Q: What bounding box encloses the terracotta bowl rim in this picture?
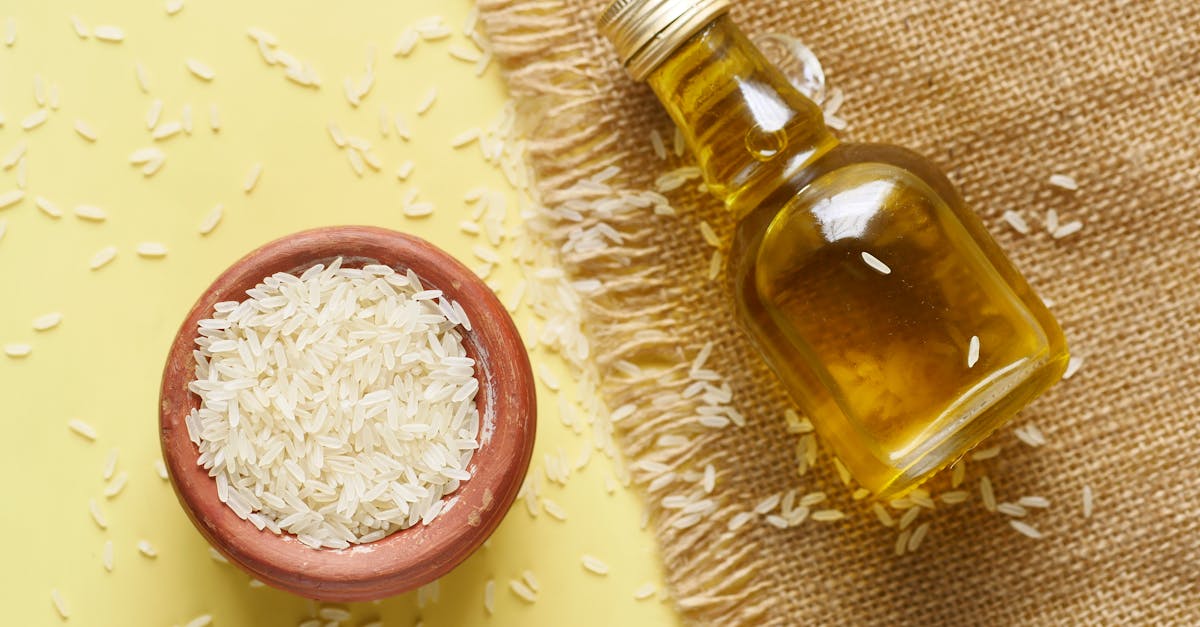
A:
[158,225,536,601]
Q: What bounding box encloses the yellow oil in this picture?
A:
[646,16,1068,497]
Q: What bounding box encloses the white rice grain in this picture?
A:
[581,554,609,575]
[93,25,125,42]
[1018,495,1050,509]
[1014,423,1046,447]
[1010,520,1043,539]
[74,119,98,141]
[243,162,262,193]
[699,221,720,247]
[997,502,1027,517]
[102,540,114,572]
[129,147,163,165]
[21,109,48,130]
[509,579,537,602]
[104,471,128,498]
[155,459,169,480]
[449,45,482,63]
[51,589,69,619]
[940,490,969,505]
[980,476,996,511]
[416,87,437,115]
[727,511,755,531]
[90,246,118,270]
[1053,221,1083,239]
[135,62,150,93]
[75,204,107,222]
[152,120,183,140]
[103,448,119,479]
[34,196,62,218]
[2,142,26,169]
[70,15,89,39]
[209,104,220,132]
[69,419,98,440]
[907,521,930,551]
[649,129,667,160]
[0,189,25,209]
[31,312,62,332]
[198,204,223,235]
[146,98,164,129]
[89,498,108,529]
[451,128,480,148]
[522,570,540,593]
[166,0,185,15]
[186,58,215,81]
[137,539,157,557]
[1045,208,1059,234]
[861,251,891,274]
[484,579,495,614]
[393,29,419,57]
[894,529,911,556]
[4,343,32,358]
[136,242,169,257]
[707,250,722,280]
[1048,173,1078,191]
[1063,356,1084,380]
[967,335,980,368]
[542,497,567,521]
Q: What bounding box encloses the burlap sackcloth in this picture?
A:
[477,0,1200,624]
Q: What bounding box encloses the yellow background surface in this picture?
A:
[0,1,678,625]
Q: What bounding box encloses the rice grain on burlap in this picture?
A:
[479,0,1200,624]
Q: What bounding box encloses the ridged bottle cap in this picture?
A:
[597,0,732,80]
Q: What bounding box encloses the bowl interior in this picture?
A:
[159,226,536,601]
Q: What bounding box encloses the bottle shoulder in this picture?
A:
[730,143,962,252]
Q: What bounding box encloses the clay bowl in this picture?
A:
[159,226,536,601]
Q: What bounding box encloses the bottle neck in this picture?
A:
[645,16,837,218]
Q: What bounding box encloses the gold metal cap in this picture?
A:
[598,0,732,81]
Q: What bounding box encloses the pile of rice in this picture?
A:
[186,258,480,549]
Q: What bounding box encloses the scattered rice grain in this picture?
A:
[1001,210,1029,234]
[861,251,891,274]
[581,554,609,575]
[89,498,108,529]
[509,579,537,602]
[103,448,119,479]
[980,476,996,512]
[243,162,262,193]
[102,540,114,572]
[90,246,118,270]
[199,204,223,235]
[68,419,97,440]
[104,471,128,498]
[1009,519,1043,539]
[1048,173,1078,191]
[21,109,48,130]
[1063,356,1083,380]
[51,589,69,619]
[136,242,168,257]
[93,25,125,42]
[137,540,157,557]
[186,58,215,81]
[74,119,98,141]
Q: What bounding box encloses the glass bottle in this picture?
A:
[599,0,1069,497]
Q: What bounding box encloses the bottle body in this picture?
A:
[646,17,1068,496]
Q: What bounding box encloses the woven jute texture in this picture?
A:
[479,0,1200,624]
